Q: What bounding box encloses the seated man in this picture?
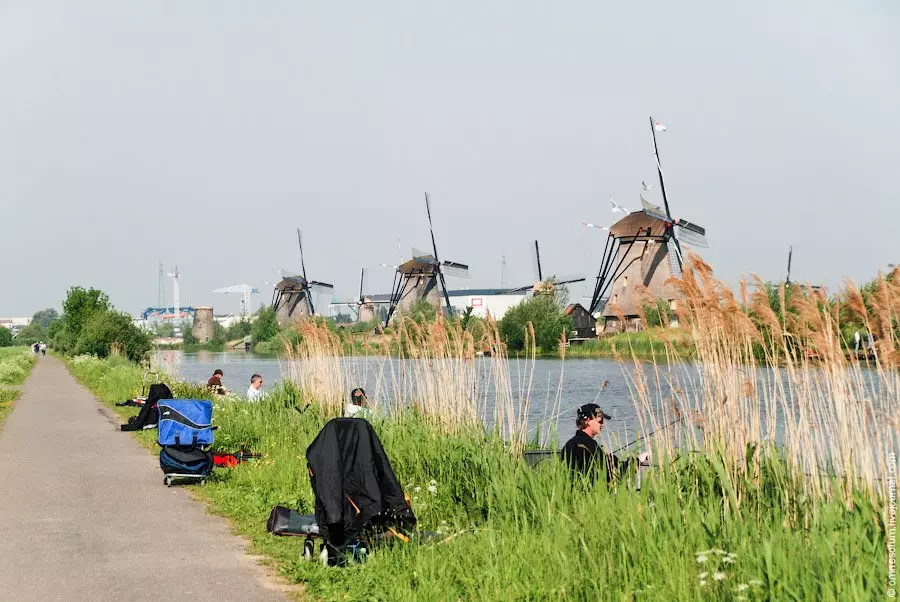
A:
[207,369,229,395]
[561,404,648,481]
[344,387,371,419]
[247,373,266,402]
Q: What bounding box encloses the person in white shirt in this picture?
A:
[345,387,371,418]
[247,374,266,402]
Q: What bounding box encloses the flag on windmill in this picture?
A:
[653,120,667,132]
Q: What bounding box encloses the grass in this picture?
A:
[0,347,38,429]
[565,328,696,360]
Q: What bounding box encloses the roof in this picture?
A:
[563,303,590,317]
[609,211,668,239]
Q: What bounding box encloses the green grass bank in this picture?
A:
[0,347,38,428]
[67,354,888,601]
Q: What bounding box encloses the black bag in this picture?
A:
[159,447,213,476]
[121,383,172,431]
[266,506,319,536]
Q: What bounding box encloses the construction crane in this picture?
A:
[212,284,261,317]
[166,266,180,319]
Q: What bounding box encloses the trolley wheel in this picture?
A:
[302,539,314,562]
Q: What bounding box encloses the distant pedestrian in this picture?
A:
[32,342,39,355]
[247,374,266,402]
[39,342,47,356]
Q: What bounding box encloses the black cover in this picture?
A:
[121,383,172,431]
[159,447,213,476]
[306,418,415,548]
[266,506,320,536]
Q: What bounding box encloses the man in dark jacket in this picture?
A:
[561,404,648,481]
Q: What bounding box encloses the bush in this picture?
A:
[74,310,152,363]
[499,296,572,352]
[641,299,675,328]
[0,327,12,347]
[226,319,252,340]
[408,299,437,324]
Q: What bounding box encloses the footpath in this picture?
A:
[0,356,289,602]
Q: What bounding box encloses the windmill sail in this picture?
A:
[666,239,683,278]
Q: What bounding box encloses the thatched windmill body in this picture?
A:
[384,194,469,325]
[272,229,334,325]
[587,117,709,332]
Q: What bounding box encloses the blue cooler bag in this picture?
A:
[157,399,214,448]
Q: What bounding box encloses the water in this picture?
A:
[152,350,895,459]
[152,350,679,448]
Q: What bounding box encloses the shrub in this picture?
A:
[499,295,572,352]
[74,310,152,363]
[251,305,279,344]
[0,327,12,347]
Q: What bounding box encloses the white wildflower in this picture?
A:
[414,486,421,493]
[699,572,708,579]
[429,479,437,486]
[749,579,764,587]
[713,572,726,581]
[699,580,707,586]
[696,554,708,564]
[735,584,749,592]
[427,485,437,495]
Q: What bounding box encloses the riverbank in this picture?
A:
[67,352,888,601]
[0,347,37,428]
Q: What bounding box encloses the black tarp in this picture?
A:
[306,418,415,549]
[121,383,172,431]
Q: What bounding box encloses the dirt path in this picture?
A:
[0,356,290,601]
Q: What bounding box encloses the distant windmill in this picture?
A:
[587,116,710,332]
[166,266,181,319]
[384,193,470,325]
[333,268,388,322]
[505,240,585,297]
[212,284,261,317]
[272,229,334,325]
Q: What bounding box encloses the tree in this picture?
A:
[74,310,152,362]
[14,321,47,346]
[408,299,437,324]
[499,295,573,352]
[0,327,12,347]
[31,308,59,330]
[61,287,110,340]
[251,305,279,344]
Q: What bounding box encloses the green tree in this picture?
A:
[61,287,111,340]
[251,305,279,344]
[74,310,152,362]
[225,319,252,340]
[14,321,47,346]
[31,308,59,330]
[408,299,437,324]
[499,295,572,352]
[0,326,13,347]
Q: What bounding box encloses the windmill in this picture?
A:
[272,229,334,325]
[333,268,388,322]
[505,240,585,297]
[212,284,261,317]
[585,116,709,333]
[384,193,470,325]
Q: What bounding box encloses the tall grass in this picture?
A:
[0,347,36,386]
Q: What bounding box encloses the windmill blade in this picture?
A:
[674,224,709,248]
[666,238,683,277]
[786,246,793,284]
[582,222,609,231]
[532,240,543,282]
[411,247,435,262]
[296,228,309,282]
[307,281,335,294]
[358,268,366,300]
[378,263,399,269]
[641,195,671,223]
[440,260,470,279]
[555,276,586,286]
[424,192,453,313]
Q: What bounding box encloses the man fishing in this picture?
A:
[561,404,649,481]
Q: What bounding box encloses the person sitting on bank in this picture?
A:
[561,404,648,481]
[247,373,266,402]
[345,387,371,418]
[207,369,229,395]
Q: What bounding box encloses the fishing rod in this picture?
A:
[526,380,610,436]
[612,394,726,455]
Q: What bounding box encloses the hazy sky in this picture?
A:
[2,1,898,317]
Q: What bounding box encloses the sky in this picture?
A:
[2,0,898,317]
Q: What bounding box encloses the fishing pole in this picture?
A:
[612,394,726,455]
[527,379,610,436]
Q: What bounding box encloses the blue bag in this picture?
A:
[159,447,213,476]
[157,399,214,447]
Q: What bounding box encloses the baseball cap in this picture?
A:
[577,403,611,422]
